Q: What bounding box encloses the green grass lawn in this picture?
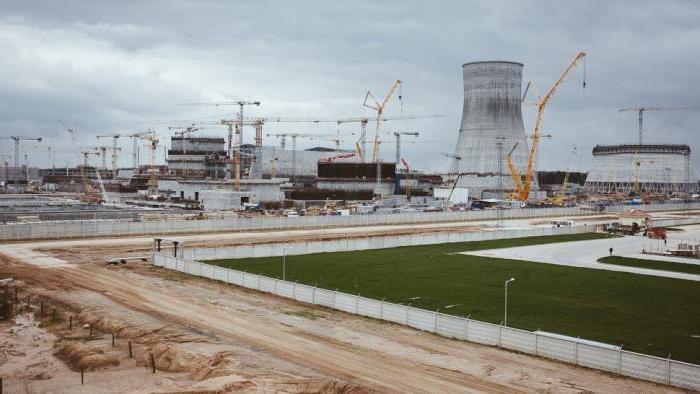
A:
[206,232,700,363]
[598,255,700,275]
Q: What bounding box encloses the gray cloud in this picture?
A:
[0,0,698,172]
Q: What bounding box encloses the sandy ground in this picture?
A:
[0,217,692,393]
[464,224,700,281]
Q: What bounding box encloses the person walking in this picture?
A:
[609,247,613,256]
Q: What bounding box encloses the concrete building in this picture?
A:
[1,166,41,184]
[585,144,696,194]
[257,146,354,178]
[316,162,396,198]
[199,190,252,211]
[167,136,228,178]
[158,178,288,203]
[450,61,532,198]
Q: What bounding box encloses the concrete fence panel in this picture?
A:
[151,251,700,391]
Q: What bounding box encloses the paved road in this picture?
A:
[463,224,700,281]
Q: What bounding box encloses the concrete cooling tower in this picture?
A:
[451,61,532,198]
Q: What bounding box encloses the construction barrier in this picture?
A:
[182,225,589,260]
[2,201,699,241]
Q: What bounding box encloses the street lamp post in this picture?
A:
[504,278,515,326]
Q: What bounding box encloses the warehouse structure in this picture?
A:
[450,61,532,198]
[585,144,696,193]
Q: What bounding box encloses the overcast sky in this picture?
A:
[1,0,699,173]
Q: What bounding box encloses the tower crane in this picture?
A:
[136,133,160,195]
[619,106,700,145]
[0,136,43,167]
[507,50,586,202]
[363,80,402,162]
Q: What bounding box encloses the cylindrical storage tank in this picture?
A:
[451,61,532,198]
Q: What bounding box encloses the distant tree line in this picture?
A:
[537,171,588,185]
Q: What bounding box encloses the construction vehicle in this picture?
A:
[507,51,586,202]
[363,80,402,162]
[644,227,667,240]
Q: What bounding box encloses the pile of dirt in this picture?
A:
[54,342,119,371]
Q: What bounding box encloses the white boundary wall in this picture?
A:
[152,252,700,391]
[182,226,589,260]
[2,201,699,241]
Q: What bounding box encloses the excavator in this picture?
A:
[507,51,586,202]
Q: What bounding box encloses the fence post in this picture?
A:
[355,293,360,314]
[618,345,623,373]
[463,314,470,341]
[380,298,385,319]
[333,289,338,309]
[433,311,438,333]
[405,304,410,325]
[311,285,316,304]
[535,330,539,355]
[666,354,671,385]
[498,323,502,347]
[574,337,579,365]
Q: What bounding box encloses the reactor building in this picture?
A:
[585,144,697,194]
[450,61,532,198]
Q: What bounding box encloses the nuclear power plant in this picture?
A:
[450,61,532,198]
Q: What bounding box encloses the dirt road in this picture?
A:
[0,223,684,393]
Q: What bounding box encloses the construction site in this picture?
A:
[2,6,700,390]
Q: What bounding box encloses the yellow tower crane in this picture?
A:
[508,50,586,201]
[363,80,402,162]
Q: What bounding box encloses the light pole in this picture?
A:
[504,277,515,326]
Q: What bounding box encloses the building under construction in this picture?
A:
[167,136,228,178]
[585,144,697,194]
